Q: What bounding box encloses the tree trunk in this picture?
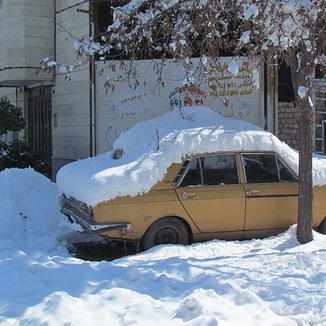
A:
[296,99,313,244]
[290,54,314,244]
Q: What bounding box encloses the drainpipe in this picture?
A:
[266,56,277,134]
[89,3,96,157]
[274,58,279,136]
[260,56,265,129]
[52,0,56,83]
[90,57,96,157]
[15,87,20,141]
[75,3,96,157]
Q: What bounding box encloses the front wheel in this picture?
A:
[142,217,189,251]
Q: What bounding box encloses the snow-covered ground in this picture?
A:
[0,170,325,325]
[1,106,326,325]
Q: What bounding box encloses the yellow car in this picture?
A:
[61,150,326,251]
[58,106,326,251]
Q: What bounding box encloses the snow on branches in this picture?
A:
[42,0,325,88]
[103,0,325,63]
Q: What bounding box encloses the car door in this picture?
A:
[241,153,298,231]
[175,154,246,233]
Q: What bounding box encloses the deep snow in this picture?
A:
[0,168,325,325]
[1,105,326,325]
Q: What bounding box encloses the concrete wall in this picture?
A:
[0,0,54,86]
[94,58,265,155]
[51,0,91,178]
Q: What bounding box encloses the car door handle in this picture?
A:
[246,189,260,196]
[182,192,196,199]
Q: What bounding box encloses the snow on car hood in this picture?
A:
[56,106,326,207]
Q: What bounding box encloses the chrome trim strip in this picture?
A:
[62,207,131,234]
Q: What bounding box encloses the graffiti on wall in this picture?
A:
[105,93,154,119]
[168,61,257,117]
[96,58,261,153]
[102,90,160,148]
[169,84,207,110]
[207,62,254,98]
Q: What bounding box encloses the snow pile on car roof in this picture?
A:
[56,106,326,206]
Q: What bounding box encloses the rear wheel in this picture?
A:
[318,218,326,234]
[142,217,188,250]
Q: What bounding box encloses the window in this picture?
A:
[277,157,297,182]
[178,154,239,187]
[92,1,115,36]
[278,62,295,102]
[179,158,203,187]
[202,154,239,185]
[314,90,326,155]
[242,153,296,183]
[92,0,130,59]
[173,159,190,184]
[315,64,325,79]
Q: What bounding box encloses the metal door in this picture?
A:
[28,87,52,164]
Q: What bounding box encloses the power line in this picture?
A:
[0,66,41,72]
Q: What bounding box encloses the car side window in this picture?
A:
[242,153,296,183]
[242,153,279,183]
[179,158,203,187]
[179,154,239,187]
[277,157,297,182]
[202,154,239,185]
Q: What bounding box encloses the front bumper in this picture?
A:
[61,199,131,234]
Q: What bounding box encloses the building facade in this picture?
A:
[0,0,325,180]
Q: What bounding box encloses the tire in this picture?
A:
[318,218,326,235]
[142,217,189,250]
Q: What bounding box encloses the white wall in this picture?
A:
[0,0,54,86]
[52,0,91,176]
[94,58,264,155]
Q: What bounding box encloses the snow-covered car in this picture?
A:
[58,106,326,250]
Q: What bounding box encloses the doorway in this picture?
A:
[28,86,52,172]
